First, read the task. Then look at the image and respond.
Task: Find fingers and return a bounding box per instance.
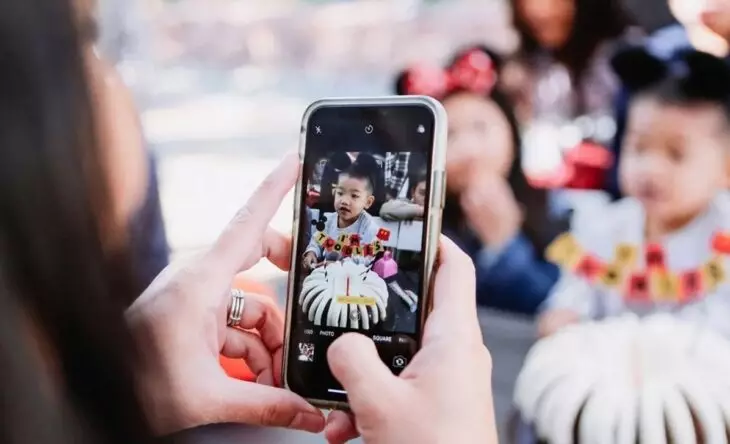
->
[209,152,300,275]
[325,411,359,444]
[233,293,285,358]
[327,333,398,411]
[221,329,274,386]
[422,236,481,343]
[262,228,292,271]
[214,381,325,433]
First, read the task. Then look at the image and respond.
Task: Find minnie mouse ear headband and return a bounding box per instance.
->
[611,46,730,103]
[395,47,499,99]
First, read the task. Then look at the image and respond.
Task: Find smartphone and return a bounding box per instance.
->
[282,96,447,410]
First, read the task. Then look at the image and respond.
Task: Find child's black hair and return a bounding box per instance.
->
[612,47,730,121]
[395,44,569,254]
[338,154,379,194]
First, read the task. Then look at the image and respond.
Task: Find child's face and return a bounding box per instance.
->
[412,181,427,207]
[515,0,575,50]
[443,93,514,191]
[620,97,729,225]
[334,174,374,223]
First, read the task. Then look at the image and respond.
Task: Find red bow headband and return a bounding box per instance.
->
[402,49,498,98]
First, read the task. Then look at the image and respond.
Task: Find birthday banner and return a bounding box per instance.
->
[312,228,392,258]
[546,232,730,303]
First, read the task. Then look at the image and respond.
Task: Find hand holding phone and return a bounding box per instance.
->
[283,97,447,409]
[324,238,498,444]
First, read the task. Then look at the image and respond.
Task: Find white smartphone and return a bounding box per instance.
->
[282,97,447,410]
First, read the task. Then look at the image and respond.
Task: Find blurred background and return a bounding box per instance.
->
[112,0,518,278]
[106,0,674,278]
[94,0,724,442]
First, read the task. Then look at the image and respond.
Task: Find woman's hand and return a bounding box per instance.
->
[460,174,522,249]
[125,153,325,435]
[324,238,498,444]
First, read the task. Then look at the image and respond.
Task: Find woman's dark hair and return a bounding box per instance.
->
[0,0,155,442]
[612,47,730,119]
[396,45,568,254]
[511,0,632,80]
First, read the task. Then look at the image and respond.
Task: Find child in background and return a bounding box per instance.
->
[303,154,382,270]
[606,0,730,199]
[379,167,427,221]
[540,48,730,338]
[396,46,567,314]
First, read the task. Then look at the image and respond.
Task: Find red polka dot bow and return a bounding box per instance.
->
[403,49,498,98]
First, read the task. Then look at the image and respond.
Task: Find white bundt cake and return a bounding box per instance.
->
[299,260,388,330]
[514,314,730,444]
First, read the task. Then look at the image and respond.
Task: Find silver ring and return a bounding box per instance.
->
[227,289,246,327]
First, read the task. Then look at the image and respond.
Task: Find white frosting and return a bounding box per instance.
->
[299,260,388,330]
[514,314,730,444]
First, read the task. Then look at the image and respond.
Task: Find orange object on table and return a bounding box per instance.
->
[220,274,278,381]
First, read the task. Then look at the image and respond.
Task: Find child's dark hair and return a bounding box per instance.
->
[338,154,379,193]
[396,45,569,254]
[612,47,730,121]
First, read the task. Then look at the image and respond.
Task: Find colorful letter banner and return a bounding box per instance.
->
[545,233,730,304]
[313,231,389,259]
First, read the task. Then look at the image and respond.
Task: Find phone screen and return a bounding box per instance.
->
[286,103,438,403]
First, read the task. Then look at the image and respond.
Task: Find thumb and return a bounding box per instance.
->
[213,380,325,433]
[328,333,399,410]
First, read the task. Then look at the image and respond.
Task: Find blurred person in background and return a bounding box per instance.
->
[396,46,568,315]
[76,0,169,297]
[607,0,730,199]
[0,2,499,442]
[505,0,634,205]
[506,0,633,124]
[539,48,730,338]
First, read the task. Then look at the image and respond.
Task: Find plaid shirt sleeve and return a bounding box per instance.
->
[384,152,411,195]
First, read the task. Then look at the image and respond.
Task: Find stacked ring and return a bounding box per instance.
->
[227,289,246,327]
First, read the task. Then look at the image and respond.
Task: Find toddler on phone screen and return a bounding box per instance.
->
[303,155,382,270]
[540,48,730,339]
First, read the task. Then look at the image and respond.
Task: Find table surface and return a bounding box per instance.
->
[181,308,536,443]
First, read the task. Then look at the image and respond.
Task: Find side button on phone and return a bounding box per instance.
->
[438,171,447,208]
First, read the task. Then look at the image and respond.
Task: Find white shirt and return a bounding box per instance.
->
[544,192,730,338]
